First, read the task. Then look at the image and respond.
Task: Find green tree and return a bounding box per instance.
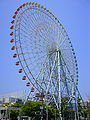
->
[45,105,60,119]
[9,110,19,120]
[77,95,86,118]
[21,101,42,120]
[11,103,22,108]
[61,97,72,119]
[77,95,82,116]
[21,100,60,120]
[9,103,21,120]
[82,101,90,118]
[85,93,90,118]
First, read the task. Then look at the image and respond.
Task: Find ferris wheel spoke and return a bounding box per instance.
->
[60,65,71,97]
[19,35,48,51]
[21,19,36,34]
[26,9,57,45]
[59,37,69,48]
[22,51,56,72]
[26,8,41,24]
[59,34,65,45]
[18,55,40,63]
[20,23,36,36]
[16,42,46,55]
[41,24,59,45]
[15,26,20,31]
[62,56,75,70]
[35,57,48,82]
[36,25,51,41]
[20,22,34,34]
[18,51,46,60]
[38,53,57,89]
[29,8,48,26]
[20,33,35,42]
[20,22,51,47]
[27,63,43,78]
[20,28,33,37]
[19,48,56,66]
[27,56,46,74]
[46,52,57,94]
[19,41,45,52]
[21,9,47,34]
[22,54,47,69]
[57,27,63,38]
[19,15,36,34]
[61,54,74,81]
[60,43,71,50]
[26,9,58,46]
[37,19,56,36]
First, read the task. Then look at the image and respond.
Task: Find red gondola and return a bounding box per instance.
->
[15,11,17,15]
[10,25,14,29]
[11,46,15,50]
[12,15,16,19]
[17,8,20,11]
[10,32,13,36]
[13,15,16,19]
[16,61,19,66]
[11,20,14,24]
[19,69,22,73]
[27,82,30,84]
[10,39,14,43]
[22,76,26,80]
[35,93,39,97]
[31,88,34,92]
[26,84,30,86]
[13,54,17,58]
[23,4,25,7]
[40,97,43,101]
[20,5,22,8]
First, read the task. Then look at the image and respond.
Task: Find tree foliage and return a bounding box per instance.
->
[77,95,90,118]
[9,97,90,120]
[77,96,82,116]
[21,100,60,120]
[61,97,74,119]
[82,101,90,118]
[9,110,19,120]
[21,101,42,119]
[9,103,21,120]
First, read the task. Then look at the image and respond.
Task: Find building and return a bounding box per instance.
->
[0,90,25,119]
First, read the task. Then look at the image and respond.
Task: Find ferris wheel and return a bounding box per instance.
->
[10,2,80,115]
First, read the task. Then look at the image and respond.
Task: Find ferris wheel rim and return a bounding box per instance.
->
[10,2,79,94]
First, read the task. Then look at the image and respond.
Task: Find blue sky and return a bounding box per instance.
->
[0,0,90,99]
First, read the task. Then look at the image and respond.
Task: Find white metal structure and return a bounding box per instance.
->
[10,2,86,119]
